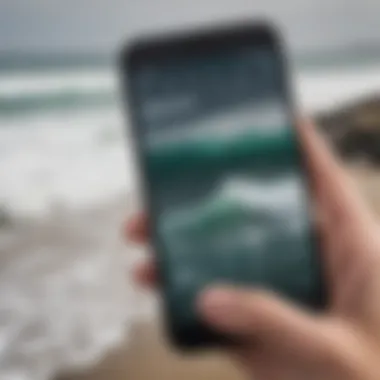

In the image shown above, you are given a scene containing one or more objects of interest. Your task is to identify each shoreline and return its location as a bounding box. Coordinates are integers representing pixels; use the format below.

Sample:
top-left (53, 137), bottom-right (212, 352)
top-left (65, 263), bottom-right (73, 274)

top-left (0, 192), bottom-right (155, 380)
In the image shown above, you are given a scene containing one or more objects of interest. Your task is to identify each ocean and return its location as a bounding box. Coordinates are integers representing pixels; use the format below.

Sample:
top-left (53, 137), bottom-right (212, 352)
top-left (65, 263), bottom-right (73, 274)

top-left (0, 58), bottom-right (140, 379)
top-left (1, 54), bottom-right (380, 219)
top-left (0, 59), bottom-right (130, 218)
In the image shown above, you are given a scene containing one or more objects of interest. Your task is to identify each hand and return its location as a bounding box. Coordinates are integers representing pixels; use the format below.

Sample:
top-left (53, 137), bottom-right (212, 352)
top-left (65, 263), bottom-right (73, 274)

top-left (124, 120), bottom-right (380, 380)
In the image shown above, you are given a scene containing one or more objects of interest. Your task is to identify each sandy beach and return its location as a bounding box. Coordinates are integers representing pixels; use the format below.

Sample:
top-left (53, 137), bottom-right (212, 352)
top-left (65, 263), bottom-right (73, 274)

top-left (59, 321), bottom-right (244, 380)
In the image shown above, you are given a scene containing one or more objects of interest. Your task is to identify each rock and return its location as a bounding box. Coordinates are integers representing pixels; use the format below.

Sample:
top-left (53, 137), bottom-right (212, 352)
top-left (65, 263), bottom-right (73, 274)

top-left (316, 96), bottom-right (380, 164)
top-left (0, 206), bottom-right (12, 228)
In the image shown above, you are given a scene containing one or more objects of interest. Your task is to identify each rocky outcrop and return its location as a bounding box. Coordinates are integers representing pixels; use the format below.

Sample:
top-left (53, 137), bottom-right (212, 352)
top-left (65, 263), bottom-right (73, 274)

top-left (0, 206), bottom-right (12, 229)
top-left (317, 96), bottom-right (380, 164)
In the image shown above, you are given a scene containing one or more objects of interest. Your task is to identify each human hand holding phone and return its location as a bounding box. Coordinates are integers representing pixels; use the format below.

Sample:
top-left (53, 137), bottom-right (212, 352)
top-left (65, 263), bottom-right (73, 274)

top-left (125, 121), bottom-right (380, 380)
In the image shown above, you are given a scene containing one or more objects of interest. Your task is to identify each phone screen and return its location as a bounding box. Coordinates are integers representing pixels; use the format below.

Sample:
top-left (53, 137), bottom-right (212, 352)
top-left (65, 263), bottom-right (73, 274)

top-left (127, 36), bottom-right (323, 342)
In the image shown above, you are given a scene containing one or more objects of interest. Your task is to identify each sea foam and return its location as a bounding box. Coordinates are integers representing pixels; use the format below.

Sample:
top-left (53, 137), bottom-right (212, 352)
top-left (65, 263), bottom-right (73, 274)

top-left (1, 64), bottom-right (380, 218)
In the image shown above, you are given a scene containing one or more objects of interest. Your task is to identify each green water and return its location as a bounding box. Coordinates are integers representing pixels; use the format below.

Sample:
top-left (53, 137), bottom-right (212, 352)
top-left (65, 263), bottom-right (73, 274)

top-left (146, 126), bottom-right (297, 178)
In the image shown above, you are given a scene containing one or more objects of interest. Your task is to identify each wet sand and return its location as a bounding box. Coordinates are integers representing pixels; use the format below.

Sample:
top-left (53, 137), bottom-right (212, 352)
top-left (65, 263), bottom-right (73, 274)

top-left (59, 321), bottom-right (244, 380)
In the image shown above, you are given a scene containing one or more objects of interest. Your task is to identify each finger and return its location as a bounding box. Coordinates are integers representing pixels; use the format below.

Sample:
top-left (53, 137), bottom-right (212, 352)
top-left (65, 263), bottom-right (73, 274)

top-left (132, 259), bottom-right (157, 288)
top-left (298, 120), bottom-right (374, 292)
top-left (198, 286), bottom-right (333, 362)
top-left (124, 213), bottom-right (148, 243)
top-left (296, 119), bottom-right (371, 224)
top-left (313, 203), bottom-right (336, 296)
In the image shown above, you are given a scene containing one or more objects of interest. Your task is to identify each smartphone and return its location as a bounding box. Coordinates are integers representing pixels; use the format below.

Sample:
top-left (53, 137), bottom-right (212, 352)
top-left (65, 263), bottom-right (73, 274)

top-left (121, 22), bottom-right (326, 349)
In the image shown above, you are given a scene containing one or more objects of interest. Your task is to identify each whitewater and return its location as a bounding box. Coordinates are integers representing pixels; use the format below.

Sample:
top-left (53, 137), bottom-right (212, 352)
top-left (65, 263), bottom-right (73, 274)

top-left (1, 64), bottom-right (380, 218)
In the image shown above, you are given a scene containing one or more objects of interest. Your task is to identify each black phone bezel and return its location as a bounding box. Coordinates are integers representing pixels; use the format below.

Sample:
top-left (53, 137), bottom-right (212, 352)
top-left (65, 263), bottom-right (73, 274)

top-left (120, 21), bottom-right (327, 350)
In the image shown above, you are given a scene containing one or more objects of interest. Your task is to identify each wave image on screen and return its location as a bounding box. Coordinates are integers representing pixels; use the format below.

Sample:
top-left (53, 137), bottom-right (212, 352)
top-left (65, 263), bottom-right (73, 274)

top-left (144, 101), bottom-right (319, 322)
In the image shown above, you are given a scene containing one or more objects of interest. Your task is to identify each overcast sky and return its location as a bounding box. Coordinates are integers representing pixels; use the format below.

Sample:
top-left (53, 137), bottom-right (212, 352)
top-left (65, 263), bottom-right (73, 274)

top-left (0, 0), bottom-right (379, 54)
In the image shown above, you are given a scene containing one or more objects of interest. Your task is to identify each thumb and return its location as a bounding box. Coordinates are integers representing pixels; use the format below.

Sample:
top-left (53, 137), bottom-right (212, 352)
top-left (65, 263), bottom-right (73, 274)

top-left (198, 286), bottom-right (332, 357)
